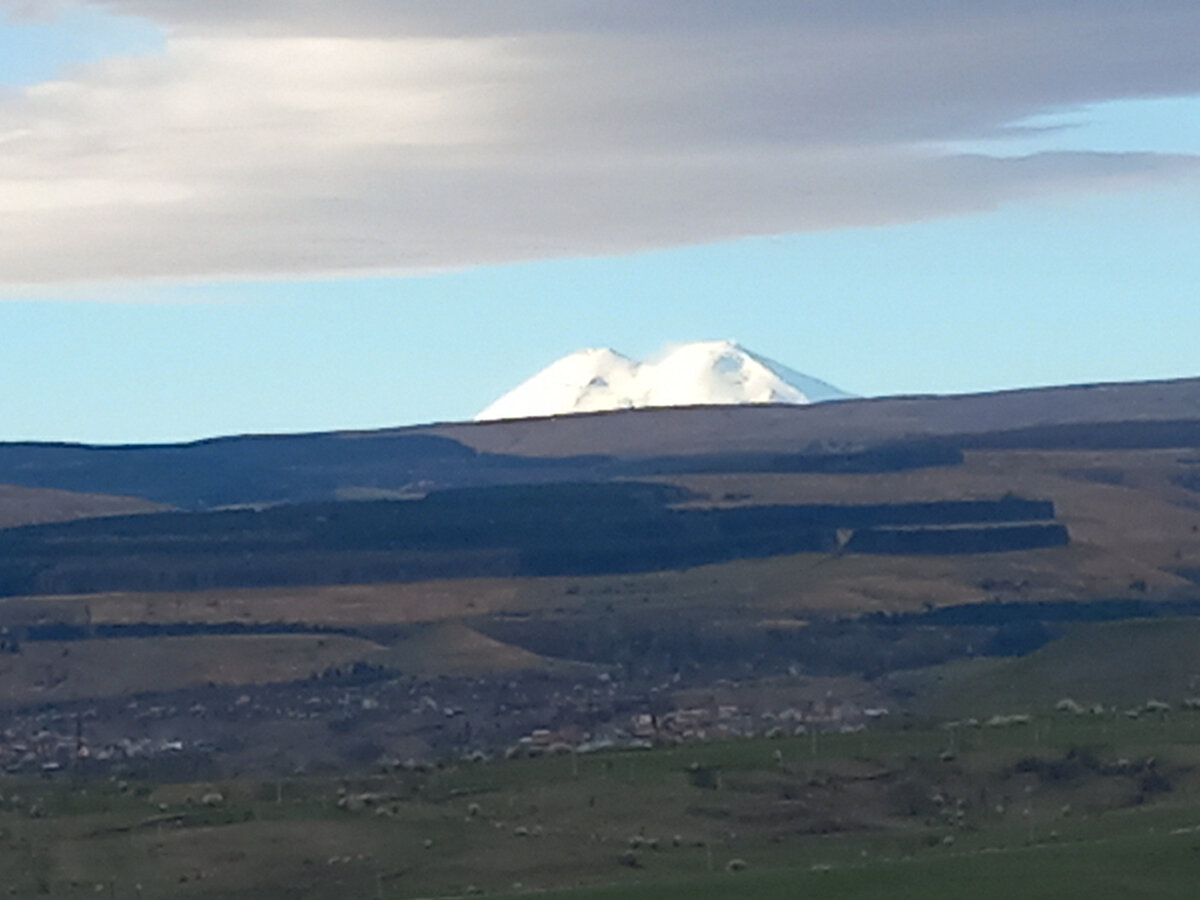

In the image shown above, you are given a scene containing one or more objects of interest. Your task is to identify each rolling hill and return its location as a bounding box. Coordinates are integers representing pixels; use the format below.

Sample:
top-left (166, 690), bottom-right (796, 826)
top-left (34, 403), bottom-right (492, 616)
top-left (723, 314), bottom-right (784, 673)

top-left (0, 375), bottom-right (1197, 776)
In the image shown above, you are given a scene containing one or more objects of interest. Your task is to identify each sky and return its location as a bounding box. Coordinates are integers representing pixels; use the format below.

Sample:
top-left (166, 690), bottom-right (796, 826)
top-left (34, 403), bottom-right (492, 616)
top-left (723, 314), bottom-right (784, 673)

top-left (1, 1), bottom-right (1198, 445)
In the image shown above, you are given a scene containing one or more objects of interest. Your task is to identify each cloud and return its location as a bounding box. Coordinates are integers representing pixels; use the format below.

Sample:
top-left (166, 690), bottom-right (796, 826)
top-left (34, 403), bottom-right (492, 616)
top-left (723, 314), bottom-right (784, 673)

top-left (2, 0), bottom-right (1200, 286)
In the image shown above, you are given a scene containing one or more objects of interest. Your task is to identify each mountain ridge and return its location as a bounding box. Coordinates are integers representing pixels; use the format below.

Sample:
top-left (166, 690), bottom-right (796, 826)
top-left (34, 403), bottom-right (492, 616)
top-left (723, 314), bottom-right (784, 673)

top-left (475, 339), bottom-right (851, 420)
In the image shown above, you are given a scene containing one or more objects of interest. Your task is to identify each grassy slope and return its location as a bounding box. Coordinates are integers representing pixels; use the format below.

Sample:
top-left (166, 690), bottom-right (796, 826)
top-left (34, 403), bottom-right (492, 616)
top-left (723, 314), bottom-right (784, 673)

top-left (535, 832), bottom-right (1200, 900)
top-left (0, 621), bottom-right (576, 706)
top-left (370, 622), bottom-right (573, 677)
top-left (0, 579), bottom-right (529, 628)
top-left (4, 717), bottom-right (1200, 898)
top-left (0, 634), bottom-right (384, 705)
top-left (0, 483), bottom-right (168, 529)
top-left (889, 618), bottom-right (1200, 717)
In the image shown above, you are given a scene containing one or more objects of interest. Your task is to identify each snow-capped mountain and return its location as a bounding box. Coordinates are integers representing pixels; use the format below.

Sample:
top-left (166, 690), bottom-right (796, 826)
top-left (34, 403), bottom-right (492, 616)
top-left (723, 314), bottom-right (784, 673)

top-left (475, 340), bottom-right (851, 421)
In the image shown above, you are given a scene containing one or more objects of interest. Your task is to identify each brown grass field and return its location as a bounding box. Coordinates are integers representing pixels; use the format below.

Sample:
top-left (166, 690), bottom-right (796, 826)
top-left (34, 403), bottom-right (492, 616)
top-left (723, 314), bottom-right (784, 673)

top-left (0, 484), bottom-right (168, 529)
top-left (0, 634), bottom-right (383, 705)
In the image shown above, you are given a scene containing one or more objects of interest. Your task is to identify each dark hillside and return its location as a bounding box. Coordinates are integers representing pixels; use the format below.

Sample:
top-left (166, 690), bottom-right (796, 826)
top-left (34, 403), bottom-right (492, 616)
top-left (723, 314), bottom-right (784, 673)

top-left (0, 433), bottom-right (616, 508)
top-left (0, 483), bottom-right (1059, 596)
top-left (0, 432), bottom-right (485, 508)
top-left (845, 523), bottom-right (1069, 555)
top-left (0, 435), bottom-right (963, 511)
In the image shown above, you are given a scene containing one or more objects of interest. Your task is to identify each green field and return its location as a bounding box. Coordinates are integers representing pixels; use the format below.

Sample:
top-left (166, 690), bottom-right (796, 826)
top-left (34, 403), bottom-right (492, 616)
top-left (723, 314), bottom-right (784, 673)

top-left (890, 617), bottom-right (1200, 717)
top-left (3, 710), bottom-right (1200, 899)
top-left (535, 829), bottom-right (1200, 900)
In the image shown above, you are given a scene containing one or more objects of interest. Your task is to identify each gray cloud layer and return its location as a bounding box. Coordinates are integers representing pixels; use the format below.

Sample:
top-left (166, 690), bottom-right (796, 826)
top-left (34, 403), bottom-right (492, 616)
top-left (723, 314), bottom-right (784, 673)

top-left (2, 0), bottom-right (1199, 286)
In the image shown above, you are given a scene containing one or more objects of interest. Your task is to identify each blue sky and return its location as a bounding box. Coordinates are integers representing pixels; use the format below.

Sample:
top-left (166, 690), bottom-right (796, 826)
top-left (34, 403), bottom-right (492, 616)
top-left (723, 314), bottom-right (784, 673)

top-left (0, 4), bottom-right (160, 85)
top-left (1, 2), bottom-right (1198, 444)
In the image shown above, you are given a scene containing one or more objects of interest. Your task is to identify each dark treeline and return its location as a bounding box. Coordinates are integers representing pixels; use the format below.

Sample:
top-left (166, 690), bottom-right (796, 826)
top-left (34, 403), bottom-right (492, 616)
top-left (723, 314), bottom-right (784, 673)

top-left (0, 483), bottom-right (1063, 597)
top-left (304, 660), bottom-right (398, 688)
top-left (845, 523), bottom-right (1069, 555)
top-left (477, 612), bottom-right (1056, 682)
top-left (0, 485), bottom-right (1054, 554)
top-left (716, 498), bottom-right (1055, 531)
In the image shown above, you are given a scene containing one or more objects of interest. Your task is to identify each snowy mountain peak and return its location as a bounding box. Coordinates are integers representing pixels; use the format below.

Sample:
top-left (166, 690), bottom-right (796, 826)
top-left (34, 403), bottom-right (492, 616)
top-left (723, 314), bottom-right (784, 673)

top-left (475, 340), bottom-right (850, 421)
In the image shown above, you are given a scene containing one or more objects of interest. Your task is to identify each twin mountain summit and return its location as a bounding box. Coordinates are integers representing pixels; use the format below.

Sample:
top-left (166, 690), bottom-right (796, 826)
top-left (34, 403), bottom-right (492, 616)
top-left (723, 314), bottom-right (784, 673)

top-left (475, 339), bottom-right (851, 420)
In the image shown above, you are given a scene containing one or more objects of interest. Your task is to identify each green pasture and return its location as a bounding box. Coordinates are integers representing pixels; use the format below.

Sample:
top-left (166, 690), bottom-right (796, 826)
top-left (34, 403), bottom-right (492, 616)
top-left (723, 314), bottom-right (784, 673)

top-left (2, 704), bottom-right (1200, 898)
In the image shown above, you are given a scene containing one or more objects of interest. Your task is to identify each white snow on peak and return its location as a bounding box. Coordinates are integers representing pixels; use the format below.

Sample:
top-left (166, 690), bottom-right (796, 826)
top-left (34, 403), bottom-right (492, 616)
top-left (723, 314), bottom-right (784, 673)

top-left (475, 340), bottom-right (851, 421)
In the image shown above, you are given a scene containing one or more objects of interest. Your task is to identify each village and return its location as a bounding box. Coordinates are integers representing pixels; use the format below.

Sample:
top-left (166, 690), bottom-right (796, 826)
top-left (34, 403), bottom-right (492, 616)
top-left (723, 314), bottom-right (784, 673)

top-left (0, 666), bottom-right (893, 778)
